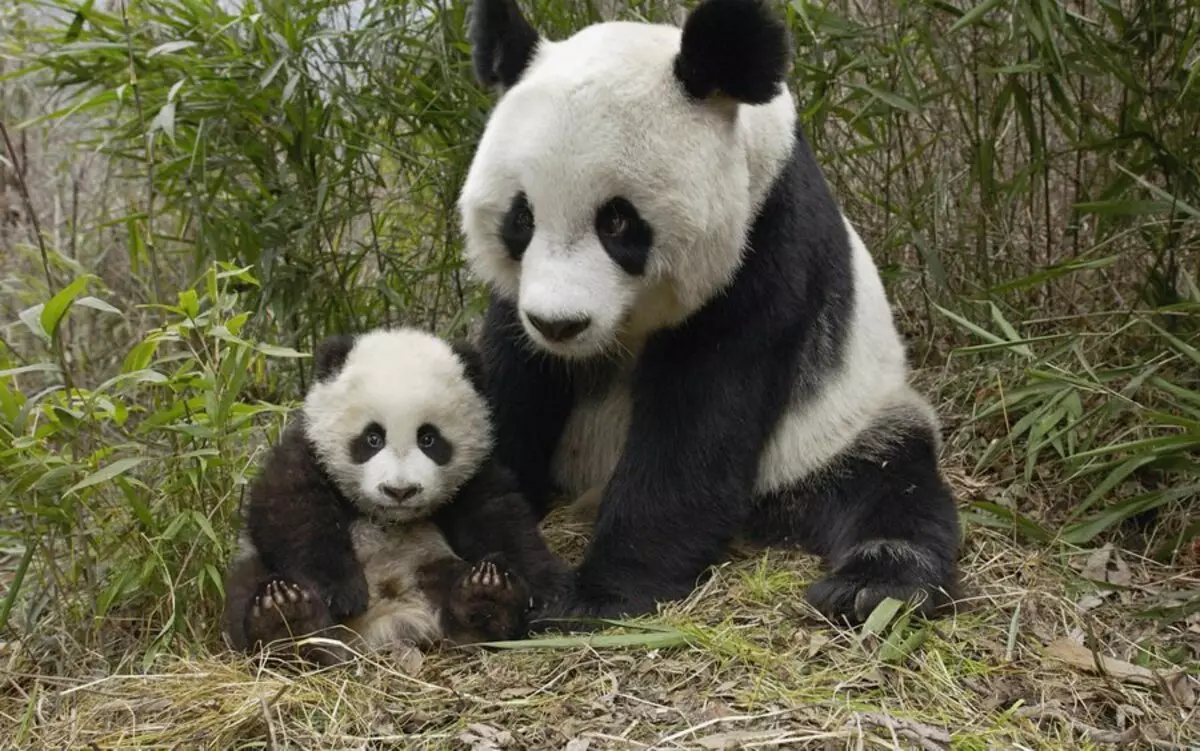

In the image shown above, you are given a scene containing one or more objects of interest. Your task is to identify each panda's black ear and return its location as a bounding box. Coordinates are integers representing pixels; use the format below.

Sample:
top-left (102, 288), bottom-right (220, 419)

top-left (450, 339), bottom-right (488, 395)
top-left (469, 0), bottom-right (540, 91)
top-left (313, 334), bottom-right (355, 382)
top-left (673, 0), bottom-right (791, 105)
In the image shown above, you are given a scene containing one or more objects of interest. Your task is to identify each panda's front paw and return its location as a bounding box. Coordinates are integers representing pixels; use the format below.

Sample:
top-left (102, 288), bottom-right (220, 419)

top-left (805, 541), bottom-right (956, 624)
top-left (450, 554), bottom-right (532, 641)
top-left (527, 584), bottom-right (657, 634)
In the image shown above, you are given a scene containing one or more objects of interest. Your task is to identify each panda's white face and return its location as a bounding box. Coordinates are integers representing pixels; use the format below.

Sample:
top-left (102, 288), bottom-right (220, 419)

top-left (459, 20), bottom-right (797, 359)
top-left (302, 330), bottom-right (493, 523)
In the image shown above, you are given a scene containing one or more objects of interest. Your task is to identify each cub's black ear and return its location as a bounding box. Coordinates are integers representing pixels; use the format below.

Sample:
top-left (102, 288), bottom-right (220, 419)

top-left (469, 0), bottom-right (540, 90)
top-left (673, 0), bottom-right (790, 105)
top-left (450, 339), bottom-right (488, 394)
top-left (313, 334), bottom-right (356, 381)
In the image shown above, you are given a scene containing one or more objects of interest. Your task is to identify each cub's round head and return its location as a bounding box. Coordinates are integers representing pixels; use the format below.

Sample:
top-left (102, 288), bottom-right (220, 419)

top-left (460, 0), bottom-right (798, 359)
top-left (302, 329), bottom-right (492, 523)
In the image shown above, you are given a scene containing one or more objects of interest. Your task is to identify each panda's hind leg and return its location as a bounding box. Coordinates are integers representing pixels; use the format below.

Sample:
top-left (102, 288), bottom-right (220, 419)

top-left (747, 418), bottom-right (961, 625)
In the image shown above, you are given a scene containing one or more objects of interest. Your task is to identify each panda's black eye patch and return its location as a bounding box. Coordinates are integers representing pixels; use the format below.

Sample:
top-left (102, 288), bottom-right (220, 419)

top-left (350, 422), bottom-right (386, 464)
top-left (500, 192), bottom-right (535, 261)
top-left (417, 423), bottom-right (453, 466)
top-left (595, 197), bottom-right (653, 276)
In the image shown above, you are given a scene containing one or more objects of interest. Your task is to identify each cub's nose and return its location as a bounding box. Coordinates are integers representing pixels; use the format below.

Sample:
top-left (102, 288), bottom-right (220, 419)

top-left (525, 313), bottom-right (591, 342)
top-left (379, 484), bottom-right (422, 503)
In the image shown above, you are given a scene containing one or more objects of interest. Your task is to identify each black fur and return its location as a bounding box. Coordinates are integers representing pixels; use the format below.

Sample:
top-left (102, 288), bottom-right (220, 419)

top-left (314, 333), bottom-right (355, 381)
top-left (746, 419), bottom-right (961, 622)
top-left (244, 418), bottom-right (369, 622)
top-left (596, 197), bottom-right (653, 276)
top-left (476, 125), bottom-right (961, 627)
top-left (433, 459), bottom-right (573, 608)
top-left (469, 0), bottom-right (540, 89)
top-left (500, 192), bottom-right (535, 261)
top-left (674, 0), bottom-right (791, 105)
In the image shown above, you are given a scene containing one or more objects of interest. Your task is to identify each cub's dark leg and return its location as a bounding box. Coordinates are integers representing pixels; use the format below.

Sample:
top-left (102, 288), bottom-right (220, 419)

top-left (245, 422), bottom-right (369, 622)
top-left (746, 417), bottom-right (961, 624)
top-left (422, 553), bottom-right (533, 642)
top-left (434, 461), bottom-right (572, 607)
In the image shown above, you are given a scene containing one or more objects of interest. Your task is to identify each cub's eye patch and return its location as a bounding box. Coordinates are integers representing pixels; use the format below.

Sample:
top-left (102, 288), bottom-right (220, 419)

top-left (595, 197), bottom-right (653, 276)
top-left (350, 422), bottom-right (386, 464)
top-left (417, 423), bottom-right (453, 466)
top-left (501, 192), bottom-right (535, 260)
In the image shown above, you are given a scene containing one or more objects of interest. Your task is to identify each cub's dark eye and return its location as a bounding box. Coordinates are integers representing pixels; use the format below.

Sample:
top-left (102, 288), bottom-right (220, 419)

top-left (595, 196), bottom-right (653, 277)
top-left (500, 192), bottom-right (535, 261)
top-left (416, 423), bottom-right (453, 466)
top-left (350, 422), bottom-right (387, 464)
top-left (598, 210), bottom-right (629, 238)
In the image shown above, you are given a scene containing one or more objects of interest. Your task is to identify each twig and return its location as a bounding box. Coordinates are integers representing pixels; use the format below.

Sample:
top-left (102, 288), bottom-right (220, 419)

top-left (0, 119), bottom-right (55, 295)
top-left (0, 118), bottom-right (75, 393)
top-left (118, 0), bottom-right (163, 305)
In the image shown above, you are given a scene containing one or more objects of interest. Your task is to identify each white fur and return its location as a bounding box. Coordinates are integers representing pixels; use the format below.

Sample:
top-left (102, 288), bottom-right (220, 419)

top-left (753, 218), bottom-right (933, 494)
top-left (341, 519), bottom-right (452, 650)
top-left (459, 20), bottom-right (796, 359)
top-left (551, 218), bottom-right (938, 500)
top-left (303, 328), bottom-right (493, 522)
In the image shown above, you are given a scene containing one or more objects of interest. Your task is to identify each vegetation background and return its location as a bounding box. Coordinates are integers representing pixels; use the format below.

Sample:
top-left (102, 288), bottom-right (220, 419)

top-left (0, 0), bottom-right (1196, 747)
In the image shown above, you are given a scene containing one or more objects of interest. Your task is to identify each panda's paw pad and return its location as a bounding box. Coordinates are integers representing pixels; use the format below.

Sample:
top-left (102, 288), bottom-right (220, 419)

top-left (467, 559), bottom-right (510, 590)
top-left (452, 557), bottom-right (531, 639)
top-left (248, 577), bottom-right (328, 642)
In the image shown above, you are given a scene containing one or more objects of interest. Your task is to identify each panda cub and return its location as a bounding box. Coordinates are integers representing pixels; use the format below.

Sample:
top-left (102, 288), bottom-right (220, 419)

top-left (222, 327), bottom-right (565, 662)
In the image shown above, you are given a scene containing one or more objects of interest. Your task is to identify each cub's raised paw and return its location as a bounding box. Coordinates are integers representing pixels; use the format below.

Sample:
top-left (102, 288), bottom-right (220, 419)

top-left (246, 578), bottom-right (332, 647)
top-left (449, 556), bottom-right (532, 641)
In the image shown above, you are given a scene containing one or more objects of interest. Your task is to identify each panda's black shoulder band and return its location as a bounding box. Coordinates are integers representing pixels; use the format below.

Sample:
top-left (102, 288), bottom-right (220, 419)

top-left (673, 0), bottom-right (791, 105)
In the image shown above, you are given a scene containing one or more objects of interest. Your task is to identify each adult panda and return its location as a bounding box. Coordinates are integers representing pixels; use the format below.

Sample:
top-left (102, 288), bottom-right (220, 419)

top-left (458, 0), bottom-right (961, 626)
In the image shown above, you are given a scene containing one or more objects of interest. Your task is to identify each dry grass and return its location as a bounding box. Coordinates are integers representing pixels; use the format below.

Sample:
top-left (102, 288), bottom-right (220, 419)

top-left (3, 471), bottom-right (1196, 750)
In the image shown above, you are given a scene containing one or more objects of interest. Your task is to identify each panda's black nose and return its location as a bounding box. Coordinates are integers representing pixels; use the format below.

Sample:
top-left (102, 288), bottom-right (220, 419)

top-left (526, 313), bottom-right (591, 342)
top-left (380, 484), bottom-right (422, 503)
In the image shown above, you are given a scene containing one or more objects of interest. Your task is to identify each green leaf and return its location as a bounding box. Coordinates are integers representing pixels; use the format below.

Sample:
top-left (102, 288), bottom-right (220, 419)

top-left (147, 40), bottom-right (199, 57)
top-left (0, 363), bottom-right (61, 379)
top-left (862, 597), bottom-right (905, 636)
top-left (150, 100), bottom-right (177, 141)
top-left (75, 296), bottom-right (123, 316)
top-left (40, 276), bottom-right (94, 339)
top-left (1061, 484), bottom-right (1200, 545)
top-left (64, 457), bottom-right (147, 496)
top-left (256, 343), bottom-right (309, 358)
top-left (933, 303), bottom-right (1006, 345)
top-left (950, 0), bottom-right (1005, 32)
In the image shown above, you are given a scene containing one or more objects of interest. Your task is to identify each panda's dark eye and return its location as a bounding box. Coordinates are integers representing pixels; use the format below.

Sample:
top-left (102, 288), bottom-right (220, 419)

top-left (598, 211), bottom-right (628, 238)
top-left (416, 423), bottom-right (453, 466)
top-left (350, 422), bottom-right (387, 464)
top-left (500, 192), bottom-right (535, 261)
top-left (595, 197), bottom-right (653, 276)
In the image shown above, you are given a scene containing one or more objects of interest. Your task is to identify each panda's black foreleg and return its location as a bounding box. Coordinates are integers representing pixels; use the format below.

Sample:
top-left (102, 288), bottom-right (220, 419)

top-left (530, 337), bottom-right (787, 631)
top-left (750, 421), bottom-right (961, 625)
top-left (478, 297), bottom-right (576, 519)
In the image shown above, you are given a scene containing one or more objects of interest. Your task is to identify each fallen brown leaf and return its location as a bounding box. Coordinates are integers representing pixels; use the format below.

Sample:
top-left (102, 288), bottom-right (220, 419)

top-left (1043, 638), bottom-right (1187, 694)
